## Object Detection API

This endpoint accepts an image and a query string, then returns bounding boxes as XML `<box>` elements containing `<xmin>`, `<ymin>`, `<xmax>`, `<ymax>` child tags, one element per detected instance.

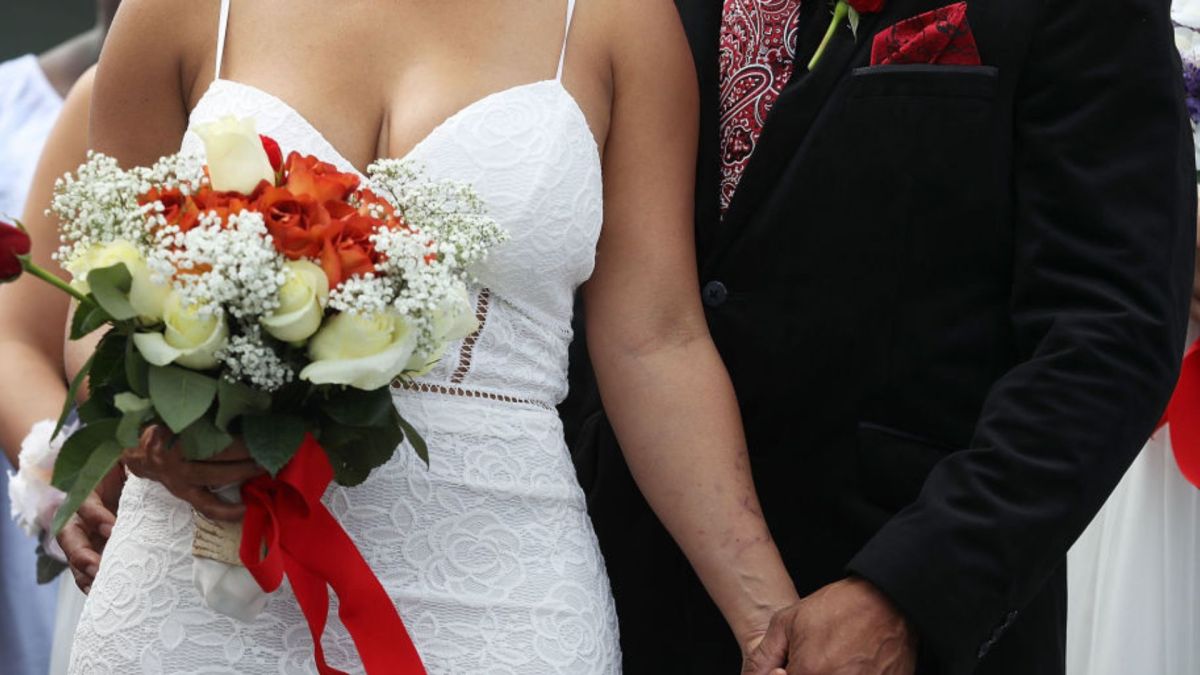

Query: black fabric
<box><xmin>563</xmin><ymin>0</ymin><xmax>1195</xmax><ymax>673</ymax></box>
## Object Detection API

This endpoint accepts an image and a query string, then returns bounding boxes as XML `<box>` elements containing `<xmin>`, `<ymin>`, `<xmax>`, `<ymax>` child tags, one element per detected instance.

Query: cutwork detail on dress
<box><xmin>450</xmin><ymin>289</ymin><xmax>492</xmax><ymax>384</ymax></box>
<box><xmin>394</xmin><ymin>379</ymin><xmax>553</xmax><ymax>411</ymax></box>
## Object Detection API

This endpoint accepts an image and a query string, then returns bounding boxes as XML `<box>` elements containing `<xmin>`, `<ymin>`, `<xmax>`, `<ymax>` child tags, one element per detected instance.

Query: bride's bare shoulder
<box><xmin>92</xmin><ymin>0</ymin><xmax>218</xmax><ymax>165</ymax></box>
<box><xmin>100</xmin><ymin>0</ymin><xmax>221</xmax><ymax>93</ymax></box>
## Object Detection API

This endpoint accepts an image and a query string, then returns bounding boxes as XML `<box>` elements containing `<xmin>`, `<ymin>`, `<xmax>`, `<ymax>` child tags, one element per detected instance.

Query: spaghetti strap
<box><xmin>555</xmin><ymin>0</ymin><xmax>578</xmax><ymax>81</ymax></box>
<box><xmin>215</xmin><ymin>0</ymin><xmax>232</xmax><ymax>80</ymax></box>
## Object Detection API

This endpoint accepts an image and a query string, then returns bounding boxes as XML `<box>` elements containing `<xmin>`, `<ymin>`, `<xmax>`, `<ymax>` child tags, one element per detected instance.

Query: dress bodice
<box><xmin>182</xmin><ymin>75</ymin><xmax>603</xmax><ymax>407</ymax></box>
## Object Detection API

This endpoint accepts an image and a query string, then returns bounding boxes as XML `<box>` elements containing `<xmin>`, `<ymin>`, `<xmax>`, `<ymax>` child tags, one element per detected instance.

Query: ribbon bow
<box><xmin>240</xmin><ymin>435</ymin><xmax>426</xmax><ymax>674</ymax></box>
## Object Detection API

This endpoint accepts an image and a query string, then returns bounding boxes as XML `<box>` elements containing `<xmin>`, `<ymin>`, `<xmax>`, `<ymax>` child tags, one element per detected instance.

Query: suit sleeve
<box><xmin>846</xmin><ymin>0</ymin><xmax>1196</xmax><ymax>672</ymax></box>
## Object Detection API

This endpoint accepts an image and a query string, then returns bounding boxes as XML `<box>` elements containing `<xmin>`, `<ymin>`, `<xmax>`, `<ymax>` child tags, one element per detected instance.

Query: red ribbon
<box><xmin>1157</xmin><ymin>340</ymin><xmax>1200</xmax><ymax>488</ymax></box>
<box><xmin>240</xmin><ymin>435</ymin><xmax>427</xmax><ymax>674</ymax></box>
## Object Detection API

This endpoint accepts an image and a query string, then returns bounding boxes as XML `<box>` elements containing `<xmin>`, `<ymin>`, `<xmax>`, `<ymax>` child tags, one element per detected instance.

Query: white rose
<box><xmin>133</xmin><ymin>292</ymin><xmax>230</xmax><ymax>370</ymax></box>
<box><xmin>195</xmin><ymin>116</ymin><xmax>275</xmax><ymax>194</ymax></box>
<box><xmin>299</xmin><ymin>311</ymin><xmax>417</xmax><ymax>390</ymax></box>
<box><xmin>261</xmin><ymin>260</ymin><xmax>329</xmax><ymax>343</ymax></box>
<box><xmin>404</xmin><ymin>284</ymin><xmax>479</xmax><ymax>376</ymax></box>
<box><xmin>67</xmin><ymin>240</ymin><xmax>170</xmax><ymax>321</ymax></box>
<box><xmin>8</xmin><ymin>420</ymin><xmax>77</xmax><ymax>537</ymax></box>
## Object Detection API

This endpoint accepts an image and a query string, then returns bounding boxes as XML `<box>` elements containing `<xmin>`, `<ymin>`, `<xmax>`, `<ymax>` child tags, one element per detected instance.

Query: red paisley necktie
<box><xmin>719</xmin><ymin>0</ymin><xmax>804</xmax><ymax>216</ymax></box>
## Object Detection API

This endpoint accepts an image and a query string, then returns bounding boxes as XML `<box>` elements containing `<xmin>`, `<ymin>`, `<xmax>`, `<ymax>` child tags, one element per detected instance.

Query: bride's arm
<box><xmin>0</xmin><ymin>71</ymin><xmax>97</xmax><ymax>462</ymax></box>
<box><xmin>584</xmin><ymin>0</ymin><xmax>798</xmax><ymax>650</ymax></box>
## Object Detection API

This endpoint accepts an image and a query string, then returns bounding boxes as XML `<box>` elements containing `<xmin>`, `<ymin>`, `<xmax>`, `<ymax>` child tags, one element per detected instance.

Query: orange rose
<box><xmin>318</xmin><ymin>202</ymin><xmax>379</xmax><ymax>287</ymax></box>
<box><xmin>141</xmin><ymin>187</ymin><xmax>201</xmax><ymax>233</ymax></box>
<box><xmin>256</xmin><ymin>185</ymin><xmax>335</xmax><ymax>260</ymax></box>
<box><xmin>283</xmin><ymin>153</ymin><xmax>360</xmax><ymax>204</ymax></box>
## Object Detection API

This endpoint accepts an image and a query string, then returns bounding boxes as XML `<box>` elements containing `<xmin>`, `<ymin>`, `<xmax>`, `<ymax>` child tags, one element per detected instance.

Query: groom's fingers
<box><xmin>743</xmin><ymin>612</ymin><xmax>791</xmax><ymax>675</ymax></box>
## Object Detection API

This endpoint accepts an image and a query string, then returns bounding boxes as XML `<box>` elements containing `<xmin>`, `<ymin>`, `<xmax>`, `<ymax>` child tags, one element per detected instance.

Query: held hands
<box><xmin>743</xmin><ymin>578</ymin><xmax>917</xmax><ymax>675</ymax></box>
<box><xmin>122</xmin><ymin>424</ymin><xmax>265</xmax><ymax>522</ymax></box>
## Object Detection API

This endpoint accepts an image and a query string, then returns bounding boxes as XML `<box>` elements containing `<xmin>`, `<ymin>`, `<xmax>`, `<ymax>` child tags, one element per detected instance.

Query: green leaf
<box><xmin>86</xmin><ymin>263</ymin><xmax>136</xmax><ymax>321</ymax></box>
<box><xmin>76</xmin><ymin>395</ymin><xmax>114</xmax><ymax>424</ymax></box>
<box><xmin>148</xmin><ymin>365</ymin><xmax>218</xmax><ymax>433</ymax></box>
<box><xmin>321</xmin><ymin>422</ymin><xmax>404</xmax><ymax>487</ymax></box>
<box><xmin>124</xmin><ymin>338</ymin><xmax>149</xmax><ymax>397</ymax></box>
<box><xmin>115</xmin><ymin>406</ymin><xmax>153</xmax><ymax>449</ymax></box>
<box><xmin>243</xmin><ymin>413</ymin><xmax>306</xmax><ymax>476</ymax></box>
<box><xmin>70</xmin><ymin>298</ymin><xmax>112</xmax><ymax>340</ymax></box>
<box><xmin>36</xmin><ymin>549</ymin><xmax>68</xmax><ymax>585</ymax></box>
<box><xmin>54</xmin><ymin>353</ymin><xmax>94</xmax><ymax>439</ymax></box>
<box><xmin>89</xmin><ymin>331</ymin><xmax>127</xmax><ymax>392</ymax></box>
<box><xmin>321</xmin><ymin>387</ymin><xmax>396</xmax><ymax>427</ymax></box>
<box><xmin>215</xmin><ymin>378</ymin><xmax>272</xmax><ymax>431</ymax></box>
<box><xmin>179</xmin><ymin>415</ymin><xmax>234</xmax><ymax>460</ymax></box>
<box><xmin>51</xmin><ymin>440</ymin><xmax>123</xmax><ymax>536</ymax></box>
<box><xmin>50</xmin><ymin>418</ymin><xmax>119</xmax><ymax>493</ymax></box>
<box><xmin>396</xmin><ymin>413</ymin><xmax>428</xmax><ymax>466</ymax></box>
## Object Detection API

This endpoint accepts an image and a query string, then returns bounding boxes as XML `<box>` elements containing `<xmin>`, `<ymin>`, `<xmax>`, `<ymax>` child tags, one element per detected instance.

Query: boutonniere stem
<box><xmin>808</xmin><ymin>1</ymin><xmax>851</xmax><ymax>71</ymax></box>
<box><xmin>808</xmin><ymin>0</ymin><xmax>884</xmax><ymax>71</ymax></box>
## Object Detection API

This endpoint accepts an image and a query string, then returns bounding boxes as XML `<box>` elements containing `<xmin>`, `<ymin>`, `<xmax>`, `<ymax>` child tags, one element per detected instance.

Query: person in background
<box><xmin>0</xmin><ymin>2</ymin><xmax>120</xmax><ymax>674</ymax></box>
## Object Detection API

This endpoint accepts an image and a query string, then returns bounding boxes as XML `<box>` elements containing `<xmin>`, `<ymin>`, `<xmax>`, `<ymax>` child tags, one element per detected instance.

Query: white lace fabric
<box><xmin>69</xmin><ymin>1</ymin><xmax>620</xmax><ymax>671</ymax></box>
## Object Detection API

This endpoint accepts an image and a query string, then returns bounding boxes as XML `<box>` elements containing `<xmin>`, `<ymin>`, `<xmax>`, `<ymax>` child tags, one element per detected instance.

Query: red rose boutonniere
<box><xmin>809</xmin><ymin>0</ymin><xmax>887</xmax><ymax>71</ymax></box>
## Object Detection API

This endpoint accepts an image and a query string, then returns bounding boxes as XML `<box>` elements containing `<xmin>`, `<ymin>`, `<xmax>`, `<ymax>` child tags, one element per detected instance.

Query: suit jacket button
<box><xmin>702</xmin><ymin>281</ymin><xmax>728</xmax><ymax>308</ymax></box>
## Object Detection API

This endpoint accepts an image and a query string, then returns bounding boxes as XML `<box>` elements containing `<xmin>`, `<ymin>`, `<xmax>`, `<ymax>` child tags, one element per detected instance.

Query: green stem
<box><xmin>21</xmin><ymin>257</ymin><xmax>89</xmax><ymax>303</ymax></box>
<box><xmin>808</xmin><ymin>1</ymin><xmax>850</xmax><ymax>72</ymax></box>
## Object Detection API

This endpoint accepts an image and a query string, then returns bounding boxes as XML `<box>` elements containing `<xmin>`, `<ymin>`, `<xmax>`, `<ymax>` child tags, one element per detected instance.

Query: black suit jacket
<box><xmin>563</xmin><ymin>0</ymin><xmax>1196</xmax><ymax>673</ymax></box>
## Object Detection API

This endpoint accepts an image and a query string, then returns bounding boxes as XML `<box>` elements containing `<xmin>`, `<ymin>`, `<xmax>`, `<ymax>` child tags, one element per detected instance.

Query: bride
<box><xmin>66</xmin><ymin>0</ymin><xmax>800</xmax><ymax>672</ymax></box>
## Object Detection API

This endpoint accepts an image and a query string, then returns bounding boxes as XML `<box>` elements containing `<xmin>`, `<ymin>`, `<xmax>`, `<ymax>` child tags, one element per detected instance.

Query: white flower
<box><xmin>133</xmin><ymin>292</ymin><xmax>230</xmax><ymax>370</ymax></box>
<box><xmin>405</xmin><ymin>283</ymin><xmax>478</xmax><ymax>375</ymax></box>
<box><xmin>300</xmin><ymin>311</ymin><xmax>417</xmax><ymax>390</ymax></box>
<box><xmin>194</xmin><ymin>117</ymin><xmax>275</xmax><ymax>194</ymax></box>
<box><xmin>216</xmin><ymin>324</ymin><xmax>294</xmax><ymax>391</ymax></box>
<box><xmin>8</xmin><ymin>420</ymin><xmax>78</xmax><ymax>537</ymax></box>
<box><xmin>66</xmin><ymin>240</ymin><xmax>170</xmax><ymax>321</ymax></box>
<box><xmin>261</xmin><ymin>260</ymin><xmax>329</xmax><ymax>343</ymax></box>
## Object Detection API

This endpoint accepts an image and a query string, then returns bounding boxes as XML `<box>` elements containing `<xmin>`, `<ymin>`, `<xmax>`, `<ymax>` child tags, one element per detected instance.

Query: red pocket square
<box><xmin>870</xmin><ymin>2</ymin><xmax>982</xmax><ymax>66</ymax></box>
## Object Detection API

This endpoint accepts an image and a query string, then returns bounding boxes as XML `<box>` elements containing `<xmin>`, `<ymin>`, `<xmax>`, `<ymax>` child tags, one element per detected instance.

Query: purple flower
<box><xmin>1183</xmin><ymin>59</ymin><xmax>1200</xmax><ymax>125</ymax></box>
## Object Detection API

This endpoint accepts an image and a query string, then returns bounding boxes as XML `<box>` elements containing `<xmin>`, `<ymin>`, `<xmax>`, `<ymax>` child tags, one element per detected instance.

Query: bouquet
<box><xmin>1</xmin><ymin>116</ymin><xmax>505</xmax><ymax>672</ymax></box>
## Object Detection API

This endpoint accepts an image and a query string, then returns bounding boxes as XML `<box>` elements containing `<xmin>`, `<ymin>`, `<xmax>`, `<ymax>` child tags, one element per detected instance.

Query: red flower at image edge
<box><xmin>0</xmin><ymin>221</ymin><xmax>32</xmax><ymax>282</ymax></box>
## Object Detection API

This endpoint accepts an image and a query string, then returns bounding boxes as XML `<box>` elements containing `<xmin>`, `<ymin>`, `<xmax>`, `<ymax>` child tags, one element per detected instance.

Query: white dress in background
<box><xmin>1066</xmin><ymin>323</ymin><xmax>1200</xmax><ymax>675</ymax></box>
<box><xmin>68</xmin><ymin>1</ymin><xmax>621</xmax><ymax>672</ymax></box>
<box><xmin>0</xmin><ymin>52</ymin><xmax>72</xmax><ymax>675</ymax></box>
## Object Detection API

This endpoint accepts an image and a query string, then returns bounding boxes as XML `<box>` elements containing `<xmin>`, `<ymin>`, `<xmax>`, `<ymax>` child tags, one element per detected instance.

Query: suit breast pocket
<box><xmin>833</xmin><ymin>64</ymin><xmax>1007</xmax><ymax>275</ymax></box>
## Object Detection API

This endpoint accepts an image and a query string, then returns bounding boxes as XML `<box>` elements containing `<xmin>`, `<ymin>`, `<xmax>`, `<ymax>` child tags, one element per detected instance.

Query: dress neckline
<box><xmin>193</xmin><ymin>78</ymin><xmax>600</xmax><ymax>176</ymax></box>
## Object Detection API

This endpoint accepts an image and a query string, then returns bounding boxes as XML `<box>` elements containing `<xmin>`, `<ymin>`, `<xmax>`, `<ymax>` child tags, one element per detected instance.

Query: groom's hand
<box><xmin>744</xmin><ymin>577</ymin><xmax>917</xmax><ymax>675</ymax></box>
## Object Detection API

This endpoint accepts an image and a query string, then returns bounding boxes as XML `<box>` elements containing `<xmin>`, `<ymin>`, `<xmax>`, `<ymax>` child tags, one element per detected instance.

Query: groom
<box><xmin>564</xmin><ymin>0</ymin><xmax>1195</xmax><ymax>673</ymax></box>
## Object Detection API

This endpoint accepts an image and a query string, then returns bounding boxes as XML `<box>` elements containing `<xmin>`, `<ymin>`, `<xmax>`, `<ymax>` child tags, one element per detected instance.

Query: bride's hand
<box><xmin>123</xmin><ymin>424</ymin><xmax>266</xmax><ymax>522</ymax></box>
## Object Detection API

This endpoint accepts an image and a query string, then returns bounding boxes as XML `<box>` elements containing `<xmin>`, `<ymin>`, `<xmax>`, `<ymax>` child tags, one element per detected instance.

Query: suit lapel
<box><xmin>704</xmin><ymin>4</ymin><xmax>887</xmax><ymax>271</ymax></box>
<box><xmin>675</xmin><ymin>0</ymin><xmax>724</xmax><ymax>248</ymax></box>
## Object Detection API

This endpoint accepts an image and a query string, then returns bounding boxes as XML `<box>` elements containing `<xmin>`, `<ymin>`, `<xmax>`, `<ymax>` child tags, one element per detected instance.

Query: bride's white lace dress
<box><xmin>68</xmin><ymin>1</ymin><xmax>621</xmax><ymax>672</ymax></box>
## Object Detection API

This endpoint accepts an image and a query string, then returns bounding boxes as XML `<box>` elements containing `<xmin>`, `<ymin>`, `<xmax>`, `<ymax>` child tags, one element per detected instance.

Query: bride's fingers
<box><xmin>206</xmin><ymin>438</ymin><xmax>254</xmax><ymax>462</ymax></box>
<box><xmin>182</xmin><ymin>459</ymin><xmax>266</xmax><ymax>488</ymax></box>
<box><xmin>59</xmin><ymin>516</ymin><xmax>102</xmax><ymax>590</ymax></box>
<box><xmin>180</xmin><ymin>486</ymin><xmax>247</xmax><ymax>522</ymax></box>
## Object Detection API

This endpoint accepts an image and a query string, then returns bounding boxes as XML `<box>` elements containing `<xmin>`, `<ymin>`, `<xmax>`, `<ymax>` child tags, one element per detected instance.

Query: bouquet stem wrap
<box><xmin>239</xmin><ymin>435</ymin><xmax>426</xmax><ymax>674</ymax></box>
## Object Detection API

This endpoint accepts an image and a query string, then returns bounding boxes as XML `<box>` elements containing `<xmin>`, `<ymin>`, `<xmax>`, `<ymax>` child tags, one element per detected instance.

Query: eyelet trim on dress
<box><xmin>392</xmin><ymin>379</ymin><xmax>553</xmax><ymax>410</ymax></box>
